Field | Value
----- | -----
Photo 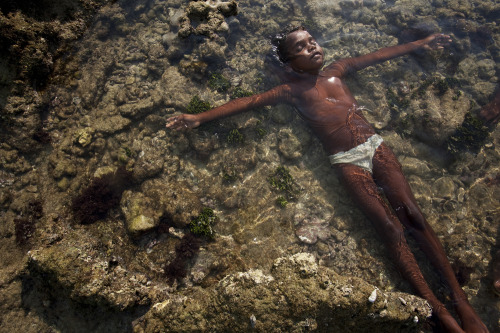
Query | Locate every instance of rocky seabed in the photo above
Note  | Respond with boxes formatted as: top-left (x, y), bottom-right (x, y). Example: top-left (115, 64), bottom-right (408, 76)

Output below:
top-left (0, 0), bottom-right (498, 331)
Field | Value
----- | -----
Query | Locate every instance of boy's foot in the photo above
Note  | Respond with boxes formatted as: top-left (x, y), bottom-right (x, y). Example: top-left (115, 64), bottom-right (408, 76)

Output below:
top-left (493, 249), bottom-right (500, 296)
top-left (455, 301), bottom-right (489, 333)
top-left (434, 307), bottom-right (465, 333)
top-left (460, 312), bottom-right (490, 333)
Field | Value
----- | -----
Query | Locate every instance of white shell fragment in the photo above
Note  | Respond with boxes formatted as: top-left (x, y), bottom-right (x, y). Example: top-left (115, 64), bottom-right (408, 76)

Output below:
top-left (250, 314), bottom-right (257, 328)
top-left (368, 288), bottom-right (377, 303)
top-left (413, 316), bottom-right (419, 324)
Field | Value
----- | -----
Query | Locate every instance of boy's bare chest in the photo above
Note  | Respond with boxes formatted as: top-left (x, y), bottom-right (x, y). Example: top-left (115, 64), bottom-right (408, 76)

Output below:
top-left (290, 77), bottom-right (358, 127)
top-left (293, 76), bottom-right (356, 107)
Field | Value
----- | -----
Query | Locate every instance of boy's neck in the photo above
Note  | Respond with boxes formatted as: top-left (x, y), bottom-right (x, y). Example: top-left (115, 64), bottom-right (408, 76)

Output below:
top-left (293, 69), bottom-right (321, 77)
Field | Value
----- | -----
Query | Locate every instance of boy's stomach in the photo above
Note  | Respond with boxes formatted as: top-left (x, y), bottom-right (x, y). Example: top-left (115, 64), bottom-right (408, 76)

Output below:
top-left (297, 103), bottom-right (377, 155)
top-left (320, 123), bottom-right (377, 155)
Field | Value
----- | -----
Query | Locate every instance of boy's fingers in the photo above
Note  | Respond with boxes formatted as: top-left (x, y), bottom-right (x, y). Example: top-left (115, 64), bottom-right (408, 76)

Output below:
top-left (166, 117), bottom-right (189, 131)
top-left (166, 115), bottom-right (181, 128)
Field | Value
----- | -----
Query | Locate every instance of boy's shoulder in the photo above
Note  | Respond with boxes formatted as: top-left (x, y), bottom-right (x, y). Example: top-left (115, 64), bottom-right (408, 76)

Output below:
top-left (322, 60), bottom-right (346, 76)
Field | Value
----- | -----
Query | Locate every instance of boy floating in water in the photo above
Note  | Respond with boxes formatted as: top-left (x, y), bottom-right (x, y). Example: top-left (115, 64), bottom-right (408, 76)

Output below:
top-left (166, 26), bottom-right (488, 332)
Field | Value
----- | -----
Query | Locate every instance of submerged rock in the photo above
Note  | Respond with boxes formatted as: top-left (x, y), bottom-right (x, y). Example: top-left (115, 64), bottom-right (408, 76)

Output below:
top-left (178, 0), bottom-right (238, 38)
top-left (277, 127), bottom-right (311, 160)
top-left (27, 230), bottom-right (170, 310)
top-left (134, 253), bottom-right (432, 332)
top-left (295, 216), bottom-right (331, 245)
top-left (74, 128), bottom-right (94, 147)
top-left (121, 190), bottom-right (162, 236)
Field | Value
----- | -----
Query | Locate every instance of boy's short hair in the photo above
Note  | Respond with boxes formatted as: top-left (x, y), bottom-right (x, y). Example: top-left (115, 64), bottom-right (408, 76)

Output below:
top-left (270, 25), bottom-right (305, 64)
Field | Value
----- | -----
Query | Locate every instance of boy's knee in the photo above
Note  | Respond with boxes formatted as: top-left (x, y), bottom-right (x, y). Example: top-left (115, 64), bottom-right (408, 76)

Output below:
top-left (401, 203), bottom-right (427, 231)
top-left (377, 218), bottom-right (405, 241)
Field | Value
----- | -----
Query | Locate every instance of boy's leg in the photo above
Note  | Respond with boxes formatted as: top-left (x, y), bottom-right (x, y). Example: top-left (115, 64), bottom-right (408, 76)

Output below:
top-left (371, 144), bottom-right (488, 333)
top-left (335, 163), bottom-right (464, 333)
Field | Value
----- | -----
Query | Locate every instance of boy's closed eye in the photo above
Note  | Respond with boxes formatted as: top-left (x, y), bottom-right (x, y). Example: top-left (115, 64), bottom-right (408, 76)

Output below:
top-left (296, 38), bottom-right (317, 52)
top-left (295, 43), bottom-right (305, 52)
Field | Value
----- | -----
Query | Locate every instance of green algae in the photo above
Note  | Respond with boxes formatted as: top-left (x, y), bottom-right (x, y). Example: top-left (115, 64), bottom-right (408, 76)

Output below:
top-left (268, 166), bottom-right (293, 191)
top-left (268, 166), bottom-right (300, 201)
top-left (189, 207), bottom-right (217, 239)
top-left (412, 77), bottom-right (460, 98)
top-left (226, 128), bottom-right (244, 144)
top-left (231, 87), bottom-right (254, 99)
top-left (255, 120), bottom-right (267, 138)
top-left (275, 195), bottom-right (288, 208)
top-left (386, 87), bottom-right (410, 112)
top-left (187, 96), bottom-right (211, 114)
top-left (447, 112), bottom-right (490, 154)
top-left (222, 165), bottom-right (238, 182)
top-left (208, 72), bottom-right (231, 93)
top-left (256, 127), bottom-right (267, 138)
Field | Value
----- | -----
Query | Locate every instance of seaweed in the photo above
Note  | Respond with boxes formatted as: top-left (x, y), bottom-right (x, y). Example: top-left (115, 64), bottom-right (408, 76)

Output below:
top-left (230, 87), bottom-right (254, 99)
top-left (268, 166), bottom-right (300, 201)
top-left (186, 95), bottom-right (212, 114)
top-left (157, 213), bottom-right (173, 234)
top-left (188, 207), bottom-right (217, 239)
top-left (164, 233), bottom-right (202, 284)
top-left (416, 77), bottom-right (435, 97)
top-left (208, 72), bottom-right (230, 93)
top-left (165, 208), bottom-right (217, 284)
top-left (14, 217), bottom-right (35, 245)
top-left (268, 166), bottom-right (293, 192)
top-left (452, 90), bottom-right (462, 101)
top-left (14, 199), bottom-right (43, 245)
top-left (393, 113), bottom-right (416, 138)
top-left (256, 127), bottom-right (267, 138)
top-left (413, 77), bottom-right (459, 98)
top-left (123, 146), bottom-right (134, 157)
top-left (72, 167), bottom-right (132, 225)
top-left (33, 128), bottom-right (51, 144)
top-left (275, 195), bottom-right (288, 208)
top-left (222, 165), bottom-right (238, 182)
top-left (226, 128), bottom-right (244, 145)
top-left (386, 87), bottom-right (410, 111)
top-left (118, 146), bottom-right (135, 164)
top-left (255, 120), bottom-right (267, 138)
top-left (434, 77), bottom-right (459, 96)
top-left (446, 112), bottom-right (490, 155)
top-left (434, 78), bottom-right (450, 96)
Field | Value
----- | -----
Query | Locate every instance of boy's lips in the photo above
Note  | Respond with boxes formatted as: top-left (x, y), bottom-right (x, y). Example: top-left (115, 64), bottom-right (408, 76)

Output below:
top-left (311, 51), bottom-right (322, 59)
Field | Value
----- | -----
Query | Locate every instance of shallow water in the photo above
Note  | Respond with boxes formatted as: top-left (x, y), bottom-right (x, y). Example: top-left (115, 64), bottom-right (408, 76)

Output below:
top-left (1, 0), bottom-right (499, 331)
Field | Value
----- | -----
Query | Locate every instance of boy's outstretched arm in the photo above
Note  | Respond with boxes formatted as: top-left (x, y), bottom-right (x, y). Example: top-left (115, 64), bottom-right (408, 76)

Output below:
top-left (166, 85), bottom-right (291, 130)
top-left (325, 33), bottom-right (451, 77)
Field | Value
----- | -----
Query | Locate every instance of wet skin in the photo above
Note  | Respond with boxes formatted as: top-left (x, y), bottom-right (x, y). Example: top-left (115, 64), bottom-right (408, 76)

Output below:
top-left (494, 249), bottom-right (500, 296)
top-left (166, 31), bottom-right (489, 333)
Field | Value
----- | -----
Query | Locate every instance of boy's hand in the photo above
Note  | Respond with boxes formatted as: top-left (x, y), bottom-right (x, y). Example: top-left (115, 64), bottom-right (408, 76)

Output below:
top-left (420, 33), bottom-right (452, 51)
top-left (166, 114), bottom-right (201, 130)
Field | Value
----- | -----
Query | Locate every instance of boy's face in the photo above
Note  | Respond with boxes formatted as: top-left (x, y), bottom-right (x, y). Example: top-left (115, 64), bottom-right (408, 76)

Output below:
top-left (285, 30), bottom-right (324, 74)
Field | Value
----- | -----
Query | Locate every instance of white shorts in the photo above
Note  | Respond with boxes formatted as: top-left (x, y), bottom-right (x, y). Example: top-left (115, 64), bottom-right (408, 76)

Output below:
top-left (328, 134), bottom-right (384, 173)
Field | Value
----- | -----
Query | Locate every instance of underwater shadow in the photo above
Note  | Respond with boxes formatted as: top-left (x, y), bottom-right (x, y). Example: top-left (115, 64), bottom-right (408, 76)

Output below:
top-left (20, 270), bottom-right (149, 333)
